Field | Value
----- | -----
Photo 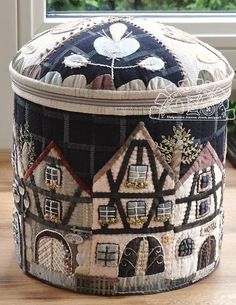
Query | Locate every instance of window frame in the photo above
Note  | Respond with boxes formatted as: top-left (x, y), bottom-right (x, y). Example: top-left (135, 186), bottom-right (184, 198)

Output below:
top-left (127, 200), bottom-right (147, 219)
top-left (18, 1), bottom-right (236, 46)
top-left (197, 170), bottom-right (212, 193)
top-left (98, 205), bottom-right (117, 224)
top-left (96, 243), bottom-right (119, 267)
top-left (128, 164), bottom-right (148, 184)
top-left (155, 200), bottom-right (172, 222)
top-left (45, 165), bottom-right (62, 188)
top-left (44, 198), bottom-right (62, 222)
top-left (178, 238), bottom-right (195, 257)
top-left (17, 0), bottom-right (236, 96)
top-left (196, 197), bottom-right (211, 219)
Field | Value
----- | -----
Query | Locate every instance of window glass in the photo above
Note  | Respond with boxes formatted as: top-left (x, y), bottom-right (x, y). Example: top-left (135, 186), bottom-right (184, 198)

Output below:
top-left (96, 243), bottom-right (119, 266)
top-left (44, 198), bottom-right (61, 222)
top-left (98, 205), bottom-right (117, 225)
top-left (127, 165), bottom-right (148, 185)
top-left (196, 198), bottom-right (210, 218)
top-left (155, 200), bottom-right (172, 222)
top-left (127, 200), bottom-right (148, 225)
top-left (45, 165), bottom-right (62, 188)
top-left (127, 200), bottom-right (146, 218)
top-left (198, 170), bottom-right (211, 193)
top-left (47, 0), bottom-right (236, 14)
top-left (178, 238), bottom-right (194, 257)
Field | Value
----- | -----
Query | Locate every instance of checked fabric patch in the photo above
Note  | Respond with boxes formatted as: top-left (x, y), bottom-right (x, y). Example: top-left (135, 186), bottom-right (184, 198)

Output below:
top-left (9, 16), bottom-right (234, 295)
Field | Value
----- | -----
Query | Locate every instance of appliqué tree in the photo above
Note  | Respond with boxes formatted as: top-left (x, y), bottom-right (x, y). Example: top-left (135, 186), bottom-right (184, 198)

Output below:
top-left (159, 123), bottom-right (202, 177)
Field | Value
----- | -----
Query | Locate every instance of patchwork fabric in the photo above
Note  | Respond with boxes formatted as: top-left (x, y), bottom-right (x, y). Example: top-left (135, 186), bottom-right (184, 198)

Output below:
top-left (22, 21), bottom-right (185, 89)
top-left (11, 98), bottom-right (227, 294)
top-left (9, 16), bottom-right (233, 296)
top-left (13, 96), bottom-right (228, 186)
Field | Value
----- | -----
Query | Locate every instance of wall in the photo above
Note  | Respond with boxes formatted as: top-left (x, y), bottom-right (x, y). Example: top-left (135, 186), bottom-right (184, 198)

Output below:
top-left (0, 1), bottom-right (18, 149)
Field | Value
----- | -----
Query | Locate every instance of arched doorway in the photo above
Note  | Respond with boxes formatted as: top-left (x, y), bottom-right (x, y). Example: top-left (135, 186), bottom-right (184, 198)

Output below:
top-left (197, 236), bottom-right (216, 271)
top-left (119, 236), bottom-right (164, 277)
top-left (35, 230), bottom-right (72, 275)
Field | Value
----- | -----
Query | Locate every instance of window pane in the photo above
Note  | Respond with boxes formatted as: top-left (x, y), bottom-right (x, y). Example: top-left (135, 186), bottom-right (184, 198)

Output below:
top-left (47, 0), bottom-right (236, 14)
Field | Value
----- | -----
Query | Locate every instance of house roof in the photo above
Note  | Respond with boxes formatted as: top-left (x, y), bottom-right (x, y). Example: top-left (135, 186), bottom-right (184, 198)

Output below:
top-left (176, 141), bottom-right (224, 189)
top-left (24, 141), bottom-right (92, 195)
top-left (93, 121), bottom-right (175, 183)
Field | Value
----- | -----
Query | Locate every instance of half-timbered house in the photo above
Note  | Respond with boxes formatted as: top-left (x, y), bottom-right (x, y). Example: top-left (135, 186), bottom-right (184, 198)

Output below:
top-left (173, 142), bottom-right (225, 282)
top-left (22, 141), bottom-right (93, 289)
top-left (90, 122), bottom-right (176, 292)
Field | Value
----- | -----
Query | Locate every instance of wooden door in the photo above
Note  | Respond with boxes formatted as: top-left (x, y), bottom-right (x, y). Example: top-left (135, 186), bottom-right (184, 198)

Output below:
top-left (197, 236), bottom-right (216, 270)
top-left (36, 232), bottom-right (72, 275)
top-left (119, 236), bottom-right (164, 277)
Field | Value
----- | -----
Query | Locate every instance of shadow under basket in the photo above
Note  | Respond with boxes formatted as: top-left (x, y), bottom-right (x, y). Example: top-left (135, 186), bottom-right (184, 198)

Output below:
top-left (10, 16), bottom-right (234, 295)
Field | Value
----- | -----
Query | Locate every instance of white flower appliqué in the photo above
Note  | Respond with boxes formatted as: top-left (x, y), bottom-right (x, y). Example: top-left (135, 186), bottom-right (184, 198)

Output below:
top-left (63, 54), bottom-right (89, 69)
top-left (94, 23), bottom-right (140, 59)
top-left (93, 23), bottom-right (140, 78)
top-left (138, 57), bottom-right (165, 72)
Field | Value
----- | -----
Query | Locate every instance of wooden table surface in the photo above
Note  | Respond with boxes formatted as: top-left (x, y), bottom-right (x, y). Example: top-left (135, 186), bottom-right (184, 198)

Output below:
top-left (1, 150), bottom-right (236, 305)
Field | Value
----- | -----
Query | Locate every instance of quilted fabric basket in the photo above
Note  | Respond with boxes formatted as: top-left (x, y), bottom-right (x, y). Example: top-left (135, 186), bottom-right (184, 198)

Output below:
top-left (9, 17), bottom-right (234, 295)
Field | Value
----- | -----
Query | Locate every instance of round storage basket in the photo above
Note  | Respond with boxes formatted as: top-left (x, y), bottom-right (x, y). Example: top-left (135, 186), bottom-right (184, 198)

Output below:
top-left (10, 17), bottom-right (234, 295)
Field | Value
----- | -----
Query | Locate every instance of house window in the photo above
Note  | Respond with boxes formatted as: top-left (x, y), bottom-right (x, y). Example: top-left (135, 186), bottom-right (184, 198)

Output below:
top-left (44, 198), bottom-right (61, 223)
top-left (178, 238), bottom-right (194, 257)
top-left (155, 201), bottom-right (172, 222)
top-left (198, 171), bottom-right (211, 193)
top-left (45, 165), bottom-right (62, 188)
top-left (127, 201), bottom-right (147, 225)
top-left (196, 198), bottom-right (210, 218)
top-left (96, 243), bottom-right (119, 267)
top-left (98, 205), bottom-right (117, 225)
top-left (126, 164), bottom-right (148, 188)
top-left (47, 0), bottom-right (236, 13)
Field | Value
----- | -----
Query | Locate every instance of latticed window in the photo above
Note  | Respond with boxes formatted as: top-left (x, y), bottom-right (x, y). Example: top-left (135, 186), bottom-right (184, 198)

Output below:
top-left (96, 243), bottom-right (119, 266)
top-left (197, 198), bottom-right (210, 218)
top-left (127, 201), bottom-right (147, 225)
top-left (198, 171), bottom-right (211, 193)
top-left (45, 165), bottom-right (62, 188)
top-left (155, 201), bottom-right (172, 222)
top-left (44, 198), bottom-right (61, 223)
top-left (98, 205), bottom-right (117, 225)
top-left (126, 164), bottom-right (148, 188)
top-left (178, 238), bottom-right (194, 257)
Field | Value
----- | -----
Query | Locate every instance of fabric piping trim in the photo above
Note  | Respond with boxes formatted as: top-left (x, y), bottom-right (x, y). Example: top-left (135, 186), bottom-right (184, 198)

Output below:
top-left (9, 63), bottom-right (234, 116)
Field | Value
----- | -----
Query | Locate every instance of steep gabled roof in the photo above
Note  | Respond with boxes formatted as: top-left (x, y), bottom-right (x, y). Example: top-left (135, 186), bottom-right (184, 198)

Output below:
top-left (176, 141), bottom-right (224, 189)
top-left (93, 121), bottom-right (175, 183)
top-left (24, 141), bottom-right (92, 195)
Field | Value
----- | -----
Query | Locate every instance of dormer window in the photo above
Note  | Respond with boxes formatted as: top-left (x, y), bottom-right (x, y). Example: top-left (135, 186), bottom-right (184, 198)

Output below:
top-left (198, 171), bottom-right (211, 193)
top-left (45, 165), bottom-right (62, 188)
top-left (126, 164), bottom-right (148, 188)
top-left (155, 200), bottom-right (172, 222)
top-left (127, 200), bottom-right (147, 225)
top-left (196, 198), bottom-right (210, 219)
top-left (98, 205), bottom-right (117, 225)
top-left (44, 198), bottom-right (61, 223)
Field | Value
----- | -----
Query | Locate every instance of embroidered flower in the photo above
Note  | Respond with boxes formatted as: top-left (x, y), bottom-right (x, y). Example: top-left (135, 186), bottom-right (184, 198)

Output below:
top-left (161, 234), bottom-right (171, 245)
top-left (63, 54), bottom-right (89, 69)
top-left (138, 56), bottom-right (165, 72)
top-left (94, 23), bottom-right (140, 59)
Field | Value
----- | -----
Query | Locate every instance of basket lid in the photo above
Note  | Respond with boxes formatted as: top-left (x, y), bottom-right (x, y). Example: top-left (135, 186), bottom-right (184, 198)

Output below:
top-left (9, 16), bottom-right (234, 115)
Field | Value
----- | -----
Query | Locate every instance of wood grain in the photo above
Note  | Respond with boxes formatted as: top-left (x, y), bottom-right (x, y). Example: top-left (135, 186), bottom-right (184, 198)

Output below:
top-left (0, 150), bottom-right (236, 305)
